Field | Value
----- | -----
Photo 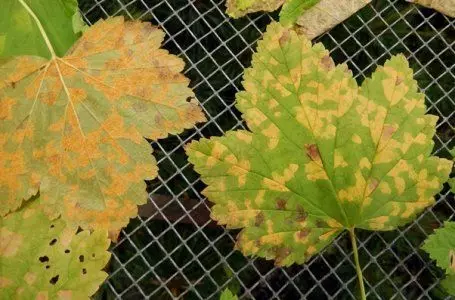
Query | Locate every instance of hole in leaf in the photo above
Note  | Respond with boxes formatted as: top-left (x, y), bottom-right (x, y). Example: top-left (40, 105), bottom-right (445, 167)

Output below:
top-left (50, 225), bottom-right (55, 229)
top-left (92, 253), bottom-right (96, 258)
top-left (39, 256), bottom-right (49, 263)
top-left (45, 265), bottom-right (50, 269)
top-left (64, 249), bottom-right (70, 254)
top-left (82, 268), bottom-right (87, 275)
top-left (49, 239), bottom-right (57, 246)
top-left (79, 255), bottom-right (84, 262)
top-left (49, 275), bottom-right (59, 285)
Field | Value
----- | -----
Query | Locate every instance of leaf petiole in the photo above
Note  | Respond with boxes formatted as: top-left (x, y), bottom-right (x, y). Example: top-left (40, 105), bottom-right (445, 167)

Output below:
top-left (349, 228), bottom-right (367, 300)
top-left (18, 0), bottom-right (57, 58)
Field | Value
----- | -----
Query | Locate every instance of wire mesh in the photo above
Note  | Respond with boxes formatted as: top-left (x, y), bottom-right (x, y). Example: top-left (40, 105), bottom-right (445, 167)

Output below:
top-left (79, 0), bottom-right (455, 299)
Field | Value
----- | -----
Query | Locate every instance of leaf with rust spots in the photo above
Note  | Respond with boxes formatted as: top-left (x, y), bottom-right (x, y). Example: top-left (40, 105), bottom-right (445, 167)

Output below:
top-left (0, 197), bottom-right (110, 299)
top-left (0, 0), bottom-right (83, 59)
top-left (422, 222), bottom-right (455, 295)
top-left (0, 17), bottom-right (206, 233)
top-left (406, 0), bottom-right (455, 17)
top-left (186, 22), bottom-right (451, 266)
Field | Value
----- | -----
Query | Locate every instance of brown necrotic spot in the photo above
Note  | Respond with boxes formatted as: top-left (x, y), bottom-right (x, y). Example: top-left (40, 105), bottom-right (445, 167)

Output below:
top-left (45, 266), bottom-right (50, 269)
top-left (255, 212), bottom-right (265, 226)
top-left (10, 82), bottom-right (16, 89)
top-left (320, 55), bottom-right (334, 71)
top-left (279, 31), bottom-right (290, 47)
top-left (304, 144), bottom-right (321, 161)
top-left (275, 198), bottom-right (287, 210)
top-left (296, 205), bottom-right (308, 222)
top-left (298, 229), bottom-right (310, 239)
top-left (49, 239), bottom-right (57, 246)
top-left (82, 268), bottom-right (87, 275)
top-left (50, 225), bottom-right (55, 229)
top-left (64, 249), bottom-right (70, 254)
top-left (395, 76), bottom-right (404, 85)
top-left (49, 275), bottom-right (59, 285)
top-left (79, 255), bottom-right (84, 262)
top-left (39, 256), bottom-right (49, 263)
top-left (273, 247), bottom-right (291, 265)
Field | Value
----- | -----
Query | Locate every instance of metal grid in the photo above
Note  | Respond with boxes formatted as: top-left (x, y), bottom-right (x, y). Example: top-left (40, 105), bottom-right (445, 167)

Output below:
top-left (80, 0), bottom-right (455, 299)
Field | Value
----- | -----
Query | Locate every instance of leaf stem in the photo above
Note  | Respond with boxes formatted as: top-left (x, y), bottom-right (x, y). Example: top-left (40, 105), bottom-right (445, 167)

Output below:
top-left (18, 0), bottom-right (57, 58)
top-left (349, 228), bottom-right (366, 300)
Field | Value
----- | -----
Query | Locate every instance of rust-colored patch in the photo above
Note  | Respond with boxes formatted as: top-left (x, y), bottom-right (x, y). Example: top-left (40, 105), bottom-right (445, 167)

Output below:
top-left (255, 212), bottom-right (265, 226)
top-left (320, 55), bottom-right (334, 71)
top-left (275, 198), bottom-right (287, 210)
top-left (273, 246), bottom-right (291, 266)
top-left (279, 30), bottom-right (290, 47)
top-left (298, 229), bottom-right (310, 239)
top-left (304, 144), bottom-right (321, 161)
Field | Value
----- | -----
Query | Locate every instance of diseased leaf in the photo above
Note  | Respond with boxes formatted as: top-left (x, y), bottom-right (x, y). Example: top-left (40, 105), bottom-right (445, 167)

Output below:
top-left (422, 222), bottom-right (455, 295)
top-left (294, 0), bottom-right (371, 39)
top-left (0, 17), bottom-right (206, 232)
top-left (226, 0), bottom-right (285, 18)
top-left (186, 22), bottom-right (452, 266)
top-left (406, 0), bottom-right (455, 18)
top-left (220, 288), bottom-right (238, 300)
top-left (0, 197), bottom-right (110, 299)
top-left (0, 0), bottom-right (82, 59)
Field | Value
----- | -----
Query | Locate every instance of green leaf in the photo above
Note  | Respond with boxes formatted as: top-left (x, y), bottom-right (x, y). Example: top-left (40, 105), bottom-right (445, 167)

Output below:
top-left (0, 0), bottom-right (82, 59)
top-left (186, 22), bottom-right (452, 266)
top-left (220, 288), bottom-right (238, 300)
top-left (279, 0), bottom-right (320, 26)
top-left (294, 0), bottom-right (371, 39)
top-left (441, 275), bottom-right (455, 295)
top-left (0, 17), bottom-right (206, 233)
top-left (226, 0), bottom-right (285, 18)
top-left (0, 197), bottom-right (110, 299)
top-left (422, 222), bottom-right (455, 295)
top-left (406, 0), bottom-right (455, 18)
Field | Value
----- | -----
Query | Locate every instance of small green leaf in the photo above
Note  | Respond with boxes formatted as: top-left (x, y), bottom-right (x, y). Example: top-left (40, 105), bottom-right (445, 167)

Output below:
top-left (0, 0), bottom-right (82, 58)
top-left (0, 197), bottom-right (111, 299)
top-left (186, 22), bottom-right (452, 266)
top-left (220, 288), bottom-right (238, 300)
top-left (441, 275), bottom-right (455, 295)
top-left (226, 0), bottom-right (285, 18)
top-left (279, 0), bottom-right (320, 26)
top-left (422, 222), bottom-right (455, 295)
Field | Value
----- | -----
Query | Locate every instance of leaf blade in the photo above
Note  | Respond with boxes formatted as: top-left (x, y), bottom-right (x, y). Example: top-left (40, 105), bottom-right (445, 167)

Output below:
top-left (186, 22), bottom-right (451, 266)
top-left (0, 17), bottom-right (206, 232)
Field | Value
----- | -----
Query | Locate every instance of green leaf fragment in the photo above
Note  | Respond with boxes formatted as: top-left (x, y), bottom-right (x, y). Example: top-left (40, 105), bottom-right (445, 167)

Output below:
top-left (0, 197), bottom-right (111, 299)
top-left (220, 288), bottom-right (238, 300)
top-left (0, 0), bottom-right (83, 59)
top-left (279, 0), bottom-right (321, 26)
top-left (422, 222), bottom-right (455, 295)
top-left (186, 22), bottom-right (452, 266)
top-left (226, 0), bottom-right (285, 18)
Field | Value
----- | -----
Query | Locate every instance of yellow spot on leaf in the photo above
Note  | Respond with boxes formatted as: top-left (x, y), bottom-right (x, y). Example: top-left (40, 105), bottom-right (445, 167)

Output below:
top-left (24, 272), bottom-right (36, 285)
top-left (334, 150), bottom-right (348, 168)
top-left (367, 216), bottom-right (389, 230)
top-left (352, 134), bottom-right (362, 144)
top-left (0, 277), bottom-right (12, 288)
top-left (0, 227), bottom-right (23, 257)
